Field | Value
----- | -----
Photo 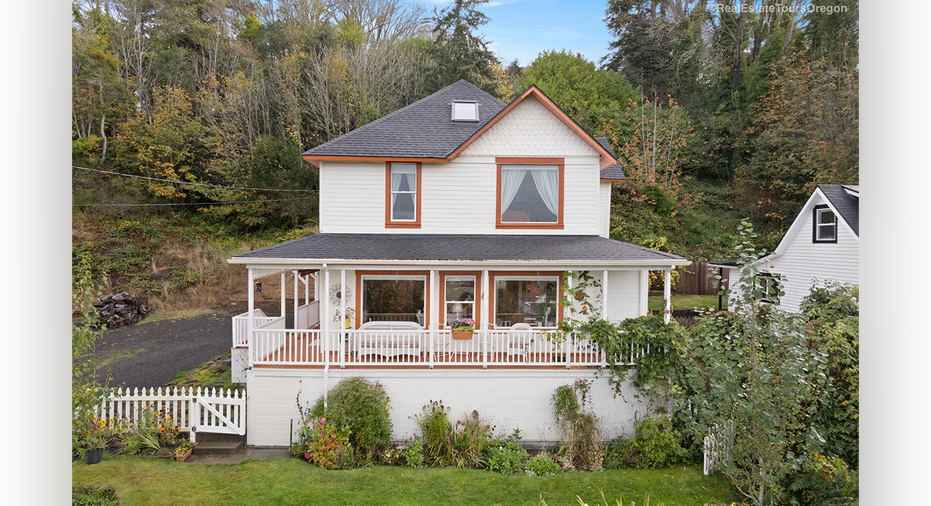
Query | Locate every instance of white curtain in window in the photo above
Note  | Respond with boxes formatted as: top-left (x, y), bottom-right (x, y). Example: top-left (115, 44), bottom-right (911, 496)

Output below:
top-left (500, 169), bottom-right (526, 216)
top-left (530, 169), bottom-right (559, 217)
top-left (391, 172), bottom-right (402, 207)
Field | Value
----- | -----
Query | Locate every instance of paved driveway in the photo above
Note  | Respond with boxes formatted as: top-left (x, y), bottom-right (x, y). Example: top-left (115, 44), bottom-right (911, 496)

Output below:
top-left (78, 312), bottom-right (235, 390)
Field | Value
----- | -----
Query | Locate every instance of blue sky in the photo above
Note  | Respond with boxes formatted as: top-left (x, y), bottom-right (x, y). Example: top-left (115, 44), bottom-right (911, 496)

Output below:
top-left (422, 0), bottom-right (615, 67)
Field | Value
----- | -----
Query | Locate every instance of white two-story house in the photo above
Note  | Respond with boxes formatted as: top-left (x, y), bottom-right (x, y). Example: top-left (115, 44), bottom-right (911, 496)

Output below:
top-left (227, 80), bottom-right (689, 447)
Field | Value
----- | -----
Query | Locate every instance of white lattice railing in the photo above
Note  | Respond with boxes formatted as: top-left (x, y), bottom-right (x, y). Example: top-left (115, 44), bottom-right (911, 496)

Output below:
top-left (94, 386), bottom-right (246, 440)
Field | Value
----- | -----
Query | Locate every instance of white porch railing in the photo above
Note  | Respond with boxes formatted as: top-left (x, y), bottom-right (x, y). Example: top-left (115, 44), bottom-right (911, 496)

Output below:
top-left (232, 309), bottom-right (276, 347)
top-left (296, 300), bottom-right (320, 330)
top-left (247, 328), bottom-right (640, 369)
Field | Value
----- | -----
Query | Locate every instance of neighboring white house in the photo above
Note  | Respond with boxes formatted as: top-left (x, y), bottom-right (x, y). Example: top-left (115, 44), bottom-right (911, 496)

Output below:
top-left (715, 184), bottom-right (859, 313)
top-left (225, 81), bottom-right (689, 447)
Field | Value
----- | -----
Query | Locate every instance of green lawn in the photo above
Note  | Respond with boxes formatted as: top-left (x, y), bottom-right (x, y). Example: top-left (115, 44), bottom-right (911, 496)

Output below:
top-left (648, 295), bottom-right (725, 311)
top-left (73, 456), bottom-right (736, 506)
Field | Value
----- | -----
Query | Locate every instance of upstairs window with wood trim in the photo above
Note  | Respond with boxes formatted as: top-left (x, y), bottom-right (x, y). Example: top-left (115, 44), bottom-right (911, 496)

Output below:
top-left (496, 158), bottom-right (564, 229)
top-left (813, 205), bottom-right (837, 243)
top-left (386, 162), bottom-right (421, 228)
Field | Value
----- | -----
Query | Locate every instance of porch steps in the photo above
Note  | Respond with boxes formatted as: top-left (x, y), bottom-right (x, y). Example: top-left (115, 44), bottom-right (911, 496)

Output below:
top-left (192, 432), bottom-right (245, 456)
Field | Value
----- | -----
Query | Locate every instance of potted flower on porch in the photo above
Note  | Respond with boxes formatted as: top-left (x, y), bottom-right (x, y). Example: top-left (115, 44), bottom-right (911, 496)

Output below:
top-left (451, 318), bottom-right (475, 340)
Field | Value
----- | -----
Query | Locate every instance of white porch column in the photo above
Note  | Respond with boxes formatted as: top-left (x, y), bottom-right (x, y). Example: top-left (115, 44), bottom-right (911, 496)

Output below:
top-left (323, 266), bottom-right (330, 361)
top-left (664, 269), bottom-right (672, 324)
top-left (340, 269), bottom-right (347, 369)
top-left (482, 270), bottom-right (490, 331)
top-left (312, 273), bottom-right (318, 301)
top-left (293, 271), bottom-right (298, 322)
top-left (280, 271), bottom-right (286, 318)
top-left (602, 269), bottom-right (609, 321)
top-left (429, 269), bottom-right (437, 369)
top-left (247, 268), bottom-right (254, 367)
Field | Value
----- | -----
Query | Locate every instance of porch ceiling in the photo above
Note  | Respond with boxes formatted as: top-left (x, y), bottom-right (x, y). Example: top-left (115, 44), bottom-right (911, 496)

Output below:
top-left (228, 233), bottom-right (688, 267)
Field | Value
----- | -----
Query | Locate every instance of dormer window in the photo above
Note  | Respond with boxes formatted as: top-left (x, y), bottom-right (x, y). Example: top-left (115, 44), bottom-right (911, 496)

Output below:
top-left (813, 205), bottom-right (837, 242)
top-left (451, 101), bottom-right (479, 122)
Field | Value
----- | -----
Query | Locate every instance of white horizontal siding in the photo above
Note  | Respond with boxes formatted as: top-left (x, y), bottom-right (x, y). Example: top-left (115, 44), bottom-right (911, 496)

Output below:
top-left (598, 181), bottom-right (612, 238)
top-left (765, 207), bottom-right (859, 312)
top-left (318, 92), bottom-right (605, 235)
top-left (319, 162), bottom-right (386, 234)
top-left (247, 368), bottom-right (645, 446)
top-left (246, 374), bottom-right (306, 446)
top-left (606, 270), bottom-right (642, 322)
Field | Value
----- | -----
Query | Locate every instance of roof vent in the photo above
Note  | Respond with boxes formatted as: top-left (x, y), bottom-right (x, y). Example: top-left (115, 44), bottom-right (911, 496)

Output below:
top-left (451, 101), bottom-right (479, 122)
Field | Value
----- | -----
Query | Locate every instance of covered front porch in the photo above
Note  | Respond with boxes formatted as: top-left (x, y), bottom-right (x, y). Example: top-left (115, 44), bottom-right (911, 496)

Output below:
top-left (229, 264), bottom-right (677, 381)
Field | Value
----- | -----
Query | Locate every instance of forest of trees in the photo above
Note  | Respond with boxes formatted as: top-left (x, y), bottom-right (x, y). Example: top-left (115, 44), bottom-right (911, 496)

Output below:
top-left (72, 0), bottom-right (858, 254)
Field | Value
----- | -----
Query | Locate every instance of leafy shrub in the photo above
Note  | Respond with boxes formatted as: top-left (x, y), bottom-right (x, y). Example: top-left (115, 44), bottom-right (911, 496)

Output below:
top-left (552, 381), bottom-right (604, 471)
top-left (298, 418), bottom-right (352, 469)
top-left (310, 377), bottom-right (393, 453)
top-left (486, 440), bottom-right (529, 475)
top-left (784, 453), bottom-right (858, 506)
top-left (403, 438), bottom-right (425, 468)
top-left (603, 437), bottom-right (640, 470)
top-left (632, 416), bottom-right (687, 469)
top-left (526, 452), bottom-right (561, 476)
top-left (412, 400), bottom-right (452, 466)
top-left (411, 401), bottom-right (494, 468)
top-left (72, 485), bottom-right (119, 506)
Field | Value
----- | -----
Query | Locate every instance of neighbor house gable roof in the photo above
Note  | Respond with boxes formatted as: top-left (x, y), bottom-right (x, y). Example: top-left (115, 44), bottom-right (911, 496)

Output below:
top-left (767, 184), bottom-right (859, 260)
top-left (302, 81), bottom-right (619, 170)
top-left (228, 233), bottom-right (687, 267)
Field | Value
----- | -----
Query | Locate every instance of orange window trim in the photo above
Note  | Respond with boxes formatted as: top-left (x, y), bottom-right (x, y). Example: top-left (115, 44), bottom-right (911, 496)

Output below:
top-left (354, 270), bottom-right (431, 329)
top-left (439, 271), bottom-right (483, 328)
top-left (488, 271), bottom-right (564, 327)
top-left (496, 157), bottom-right (565, 230)
top-left (385, 162), bottom-right (422, 228)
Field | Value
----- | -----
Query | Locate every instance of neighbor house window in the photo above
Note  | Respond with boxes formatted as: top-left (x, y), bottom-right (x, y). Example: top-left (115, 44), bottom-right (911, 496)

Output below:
top-left (444, 276), bottom-right (475, 327)
top-left (812, 205), bottom-right (836, 242)
top-left (755, 274), bottom-right (781, 305)
top-left (386, 162), bottom-right (421, 228)
top-left (494, 277), bottom-right (559, 327)
top-left (362, 276), bottom-right (426, 325)
top-left (496, 158), bottom-right (564, 229)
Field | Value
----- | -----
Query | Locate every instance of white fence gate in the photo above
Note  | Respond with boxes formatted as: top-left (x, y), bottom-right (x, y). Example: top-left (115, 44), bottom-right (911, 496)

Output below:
top-left (703, 421), bottom-right (733, 475)
top-left (190, 389), bottom-right (247, 442)
top-left (96, 386), bottom-right (246, 442)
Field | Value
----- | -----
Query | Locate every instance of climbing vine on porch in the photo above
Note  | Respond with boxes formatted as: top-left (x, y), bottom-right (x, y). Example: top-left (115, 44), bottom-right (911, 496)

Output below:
top-left (552, 270), bottom-right (686, 408)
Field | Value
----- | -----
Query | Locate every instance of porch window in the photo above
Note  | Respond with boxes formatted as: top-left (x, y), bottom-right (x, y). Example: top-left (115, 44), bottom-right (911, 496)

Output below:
top-left (496, 158), bottom-right (564, 229)
top-left (386, 162), bottom-right (421, 228)
top-left (362, 277), bottom-right (426, 325)
top-left (813, 205), bottom-right (837, 242)
top-left (494, 277), bottom-right (558, 327)
top-left (445, 276), bottom-right (475, 326)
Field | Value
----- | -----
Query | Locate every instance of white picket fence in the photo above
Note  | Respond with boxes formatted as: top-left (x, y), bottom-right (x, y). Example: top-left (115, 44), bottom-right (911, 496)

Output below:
top-left (703, 421), bottom-right (733, 475)
top-left (95, 386), bottom-right (246, 441)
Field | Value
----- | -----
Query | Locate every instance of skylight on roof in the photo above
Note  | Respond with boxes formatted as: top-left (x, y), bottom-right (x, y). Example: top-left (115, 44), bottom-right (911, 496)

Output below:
top-left (451, 101), bottom-right (479, 122)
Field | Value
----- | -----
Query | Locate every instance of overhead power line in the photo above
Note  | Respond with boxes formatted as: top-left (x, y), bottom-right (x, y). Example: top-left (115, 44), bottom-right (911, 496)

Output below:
top-left (72, 196), bottom-right (313, 207)
top-left (72, 165), bottom-right (318, 193)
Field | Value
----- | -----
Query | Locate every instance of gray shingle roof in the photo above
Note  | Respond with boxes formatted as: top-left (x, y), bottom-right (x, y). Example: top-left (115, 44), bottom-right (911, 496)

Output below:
top-left (303, 80), bottom-right (506, 160)
top-left (232, 233), bottom-right (685, 263)
top-left (819, 184), bottom-right (859, 236)
top-left (595, 137), bottom-right (625, 180)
